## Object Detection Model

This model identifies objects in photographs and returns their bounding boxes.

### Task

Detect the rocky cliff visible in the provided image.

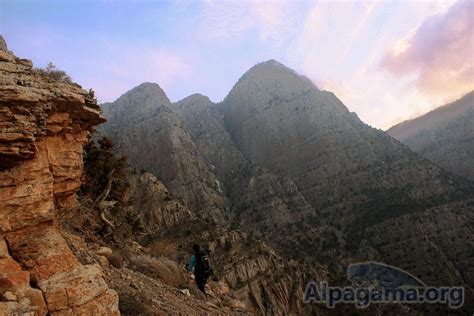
[0,41,119,315]
[101,83,227,225]
[124,171,328,315]
[388,91,474,180]
[174,94,335,262]
[100,90,329,313]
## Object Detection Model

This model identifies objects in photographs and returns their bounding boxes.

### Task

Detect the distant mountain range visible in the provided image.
[388,91,474,180]
[101,60,474,313]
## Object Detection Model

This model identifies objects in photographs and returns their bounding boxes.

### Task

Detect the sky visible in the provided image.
[1,0,473,129]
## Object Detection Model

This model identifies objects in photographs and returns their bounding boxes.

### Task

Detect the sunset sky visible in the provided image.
[1,0,473,129]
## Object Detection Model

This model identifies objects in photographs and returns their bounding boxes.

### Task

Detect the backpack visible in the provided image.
[196,251,212,275]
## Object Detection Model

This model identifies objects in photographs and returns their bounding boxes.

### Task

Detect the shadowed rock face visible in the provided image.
[174,94,334,261]
[221,61,468,222]
[101,83,227,225]
[126,172,194,231]
[0,45,118,315]
[388,91,474,180]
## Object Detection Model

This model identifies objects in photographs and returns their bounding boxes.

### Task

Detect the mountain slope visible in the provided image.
[101,83,227,224]
[174,94,335,261]
[219,60,474,308]
[101,86,329,314]
[388,91,474,180]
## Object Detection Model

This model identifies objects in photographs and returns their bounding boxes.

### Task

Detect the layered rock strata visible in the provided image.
[0,40,119,315]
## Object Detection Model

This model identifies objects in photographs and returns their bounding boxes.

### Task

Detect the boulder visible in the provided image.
[96,247,113,258]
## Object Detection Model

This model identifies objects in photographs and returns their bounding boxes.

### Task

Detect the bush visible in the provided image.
[129,255,185,287]
[108,253,124,268]
[34,62,72,83]
[118,294,156,316]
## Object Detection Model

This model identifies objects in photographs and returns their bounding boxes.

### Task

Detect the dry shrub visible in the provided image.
[58,199,101,235]
[118,294,156,316]
[130,255,185,287]
[108,253,124,268]
[33,62,72,83]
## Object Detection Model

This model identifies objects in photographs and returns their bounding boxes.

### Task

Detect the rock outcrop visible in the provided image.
[0,41,119,315]
[388,91,474,180]
[126,172,194,232]
[124,171,326,314]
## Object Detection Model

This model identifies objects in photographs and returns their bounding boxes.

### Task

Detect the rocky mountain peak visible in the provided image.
[175,93,213,109]
[108,82,170,117]
[388,90,474,140]
[228,59,319,100]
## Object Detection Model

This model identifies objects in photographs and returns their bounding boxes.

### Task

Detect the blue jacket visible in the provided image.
[188,255,196,272]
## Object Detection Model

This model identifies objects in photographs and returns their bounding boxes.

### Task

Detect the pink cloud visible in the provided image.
[380,0,474,96]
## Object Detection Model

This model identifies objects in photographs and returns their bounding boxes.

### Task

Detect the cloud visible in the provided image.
[196,0,302,44]
[381,0,474,97]
[340,1,379,62]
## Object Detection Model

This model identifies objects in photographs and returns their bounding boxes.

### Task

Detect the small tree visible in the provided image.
[82,136,128,202]
[86,88,97,103]
[80,136,145,239]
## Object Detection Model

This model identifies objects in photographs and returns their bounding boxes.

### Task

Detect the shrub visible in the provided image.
[108,253,124,268]
[33,62,72,83]
[129,255,185,287]
[118,294,156,315]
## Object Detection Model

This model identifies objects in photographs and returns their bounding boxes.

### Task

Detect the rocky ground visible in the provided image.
[62,230,250,315]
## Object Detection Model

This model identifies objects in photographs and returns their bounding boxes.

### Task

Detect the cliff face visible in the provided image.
[174,95,334,261]
[388,91,474,180]
[0,43,119,314]
[124,171,328,315]
[101,83,227,225]
[126,172,194,232]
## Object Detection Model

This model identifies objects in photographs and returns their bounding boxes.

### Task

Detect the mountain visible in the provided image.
[101,84,328,314]
[388,91,474,180]
[174,94,334,262]
[101,83,227,224]
[219,61,474,299]
[101,60,474,313]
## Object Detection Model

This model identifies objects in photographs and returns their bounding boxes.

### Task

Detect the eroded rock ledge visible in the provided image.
[0,39,119,315]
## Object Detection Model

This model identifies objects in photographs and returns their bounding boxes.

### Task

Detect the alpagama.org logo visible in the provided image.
[303,261,464,309]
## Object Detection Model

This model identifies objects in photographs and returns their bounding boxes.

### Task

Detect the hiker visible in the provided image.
[188,244,212,293]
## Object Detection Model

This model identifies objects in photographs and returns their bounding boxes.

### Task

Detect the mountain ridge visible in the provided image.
[101,60,474,313]
[387,91,474,180]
